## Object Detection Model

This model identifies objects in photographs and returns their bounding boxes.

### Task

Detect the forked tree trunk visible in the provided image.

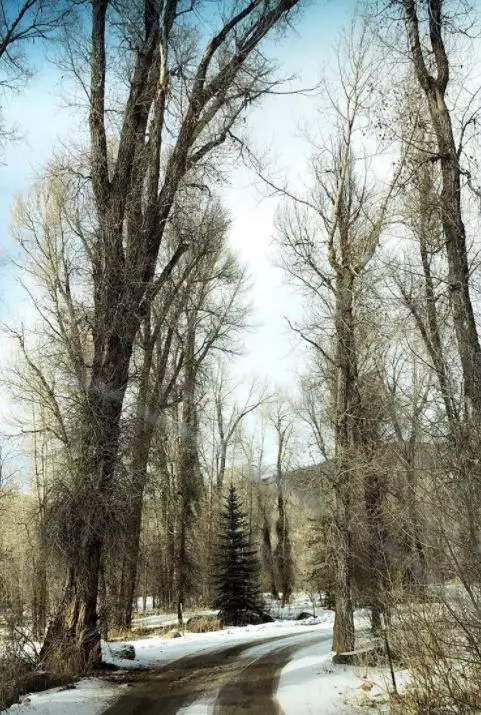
[403,0,481,422]
[403,0,481,578]
[41,555,102,673]
[41,0,301,672]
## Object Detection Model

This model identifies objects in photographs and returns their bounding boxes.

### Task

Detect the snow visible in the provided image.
[4,618,333,715]
[6,679,121,715]
[103,613,335,669]
[130,591,322,624]
[131,609,217,629]
[174,629,334,715]
[277,640,410,715]
[4,606,407,715]
[278,641,358,714]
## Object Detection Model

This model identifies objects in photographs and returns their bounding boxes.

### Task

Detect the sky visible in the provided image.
[0,0,358,463]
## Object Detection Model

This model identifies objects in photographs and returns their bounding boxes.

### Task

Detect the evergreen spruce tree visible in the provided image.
[213,485,264,626]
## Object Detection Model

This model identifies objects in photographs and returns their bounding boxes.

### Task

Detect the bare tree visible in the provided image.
[36,0,303,671]
[276,25,404,652]
[270,399,295,607]
[399,0,481,422]
[211,362,267,495]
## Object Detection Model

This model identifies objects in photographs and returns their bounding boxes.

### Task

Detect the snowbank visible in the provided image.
[6,679,121,715]
[103,613,335,669]
[277,639,410,714]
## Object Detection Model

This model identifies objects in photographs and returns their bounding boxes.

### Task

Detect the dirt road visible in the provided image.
[101,629,330,714]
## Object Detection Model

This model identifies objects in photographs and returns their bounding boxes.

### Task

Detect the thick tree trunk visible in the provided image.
[429,93,481,420]
[176,326,203,627]
[41,307,135,670]
[40,552,102,673]
[116,423,155,628]
[404,438,428,588]
[364,464,390,633]
[261,508,279,599]
[117,505,143,629]
[332,269,358,654]
[332,502,355,653]
[275,494,294,607]
[274,433,294,607]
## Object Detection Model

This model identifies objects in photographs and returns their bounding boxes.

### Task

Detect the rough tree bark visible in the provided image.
[116,312,183,628]
[261,506,279,599]
[332,268,358,654]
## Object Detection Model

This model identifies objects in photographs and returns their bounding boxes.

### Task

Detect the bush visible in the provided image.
[0,668,72,711]
[387,590,481,715]
[0,655,33,710]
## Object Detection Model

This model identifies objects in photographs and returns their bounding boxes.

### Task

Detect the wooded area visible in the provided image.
[1,1,481,713]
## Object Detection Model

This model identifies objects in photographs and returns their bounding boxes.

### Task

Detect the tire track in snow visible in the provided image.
[213,631,331,714]
[101,629,329,715]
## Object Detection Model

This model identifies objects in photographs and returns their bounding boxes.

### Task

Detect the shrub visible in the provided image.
[187,618,223,633]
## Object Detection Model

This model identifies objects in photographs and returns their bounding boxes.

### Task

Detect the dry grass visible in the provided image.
[186,618,223,633]
[107,625,174,641]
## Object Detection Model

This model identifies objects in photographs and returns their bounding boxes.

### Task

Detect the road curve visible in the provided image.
[101,629,330,715]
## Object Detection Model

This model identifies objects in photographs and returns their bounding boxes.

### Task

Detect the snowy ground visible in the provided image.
[6,680,122,715]
[5,609,405,715]
[103,612,333,669]
[277,640,408,715]
[129,592,319,629]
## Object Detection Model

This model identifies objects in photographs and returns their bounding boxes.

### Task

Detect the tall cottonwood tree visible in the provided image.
[391,84,481,574]
[276,27,403,651]
[39,0,303,671]
[399,0,481,421]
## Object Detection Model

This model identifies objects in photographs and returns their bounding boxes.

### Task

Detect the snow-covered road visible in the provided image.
[6,612,397,714]
[102,627,331,714]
